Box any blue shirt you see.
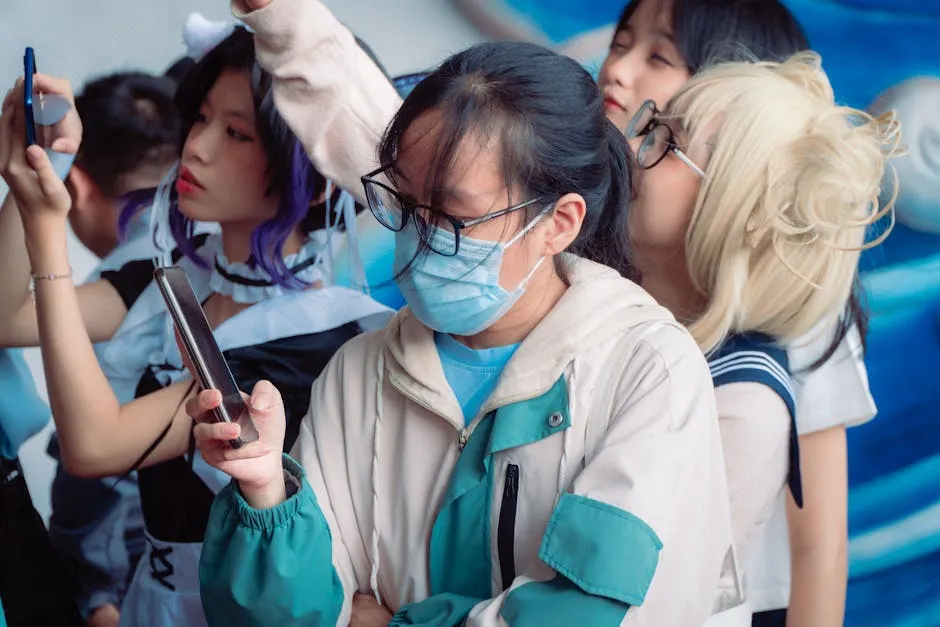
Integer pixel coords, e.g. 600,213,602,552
434,332,520,426
0,349,50,460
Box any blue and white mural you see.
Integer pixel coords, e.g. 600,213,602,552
334,2,940,624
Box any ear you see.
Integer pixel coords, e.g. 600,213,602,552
66,165,102,213
541,192,587,256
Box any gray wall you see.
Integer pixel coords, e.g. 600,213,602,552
0,0,484,522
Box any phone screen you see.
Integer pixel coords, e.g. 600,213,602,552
153,266,259,448
23,47,37,146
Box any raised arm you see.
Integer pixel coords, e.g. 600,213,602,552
0,77,193,477
232,0,402,202
192,371,361,627
0,77,127,347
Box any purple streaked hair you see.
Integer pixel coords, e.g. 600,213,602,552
118,27,326,289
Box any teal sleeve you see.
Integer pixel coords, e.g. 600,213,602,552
390,593,481,626
199,455,346,627
501,493,662,626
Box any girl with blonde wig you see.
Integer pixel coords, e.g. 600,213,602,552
625,50,899,623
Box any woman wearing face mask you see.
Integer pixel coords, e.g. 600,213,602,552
619,56,895,627
190,32,740,627
0,29,391,627
596,2,883,625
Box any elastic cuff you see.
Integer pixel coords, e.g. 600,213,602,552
229,454,310,530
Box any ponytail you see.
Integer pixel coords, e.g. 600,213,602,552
570,121,638,281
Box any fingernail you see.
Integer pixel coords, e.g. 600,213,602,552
251,395,271,411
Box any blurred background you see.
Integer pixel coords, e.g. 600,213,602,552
2,1,939,625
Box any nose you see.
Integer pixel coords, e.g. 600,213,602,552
182,123,214,165
608,49,644,93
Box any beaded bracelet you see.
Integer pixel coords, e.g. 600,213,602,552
29,269,73,301
31,270,73,281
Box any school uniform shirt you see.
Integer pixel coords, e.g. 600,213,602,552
744,321,875,613
46,211,218,619
200,256,741,627
89,232,391,627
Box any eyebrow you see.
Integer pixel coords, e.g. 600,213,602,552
202,98,253,122
390,164,474,205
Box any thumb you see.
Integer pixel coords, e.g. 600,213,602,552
248,379,283,416
25,146,64,195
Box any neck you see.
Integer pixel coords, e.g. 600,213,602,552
219,223,306,263
456,262,567,350
89,233,120,260
636,249,706,324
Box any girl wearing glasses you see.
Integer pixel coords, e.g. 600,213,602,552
620,52,896,627
189,1,738,625
597,2,892,625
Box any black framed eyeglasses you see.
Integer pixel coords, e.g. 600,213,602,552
625,99,705,177
360,165,541,256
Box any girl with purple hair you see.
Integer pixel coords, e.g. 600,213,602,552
0,27,390,627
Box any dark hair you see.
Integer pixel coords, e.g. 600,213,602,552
378,41,633,278
616,0,809,72
163,56,197,83
74,72,180,197
616,0,865,367
119,27,326,289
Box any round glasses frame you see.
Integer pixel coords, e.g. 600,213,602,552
625,100,705,177
360,165,541,256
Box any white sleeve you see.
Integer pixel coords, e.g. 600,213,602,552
715,382,790,565
234,0,403,203
787,321,876,435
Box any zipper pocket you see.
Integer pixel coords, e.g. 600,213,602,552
497,463,519,591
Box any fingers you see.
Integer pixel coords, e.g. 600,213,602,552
193,421,241,444
33,74,75,104
194,424,272,462
0,97,14,172
185,388,222,421
24,145,62,194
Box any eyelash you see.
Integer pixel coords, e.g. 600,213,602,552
193,113,254,142
651,53,673,66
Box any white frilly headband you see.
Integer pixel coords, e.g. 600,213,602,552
183,13,252,61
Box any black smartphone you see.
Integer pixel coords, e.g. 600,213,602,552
23,47,37,146
153,266,259,449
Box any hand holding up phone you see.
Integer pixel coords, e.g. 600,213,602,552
0,73,83,234
187,380,289,509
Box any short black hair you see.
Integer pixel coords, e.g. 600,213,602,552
74,72,180,196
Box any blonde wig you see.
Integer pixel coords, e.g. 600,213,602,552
665,52,900,353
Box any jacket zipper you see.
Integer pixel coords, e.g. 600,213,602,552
497,463,520,590
457,411,489,451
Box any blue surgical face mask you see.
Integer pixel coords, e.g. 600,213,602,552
393,212,549,336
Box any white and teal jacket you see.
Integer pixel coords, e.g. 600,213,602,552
199,258,741,626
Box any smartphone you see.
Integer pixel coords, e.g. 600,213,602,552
153,266,259,448
23,47,38,146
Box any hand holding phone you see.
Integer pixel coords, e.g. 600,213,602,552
21,50,80,152
154,266,259,448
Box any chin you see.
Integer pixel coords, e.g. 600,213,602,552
605,109,631,132
176,196,218,223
